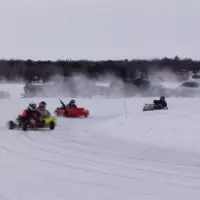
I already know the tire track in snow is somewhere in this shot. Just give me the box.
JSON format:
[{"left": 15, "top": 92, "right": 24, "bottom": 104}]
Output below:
[
  {"left": 22, "top": 132, "right": 200, "bottom": 168},
  {"left": 20, "top": 127, "right": 200, "bottom": 170},
  {"left": 1, "top": 145, "right": 200, "bottom": 191},
  {"left": 10, "top": 134, "right": 200, "bottom": 183},
  {"left": 3, "top": 126, "right": 200, "bottom": 192}
]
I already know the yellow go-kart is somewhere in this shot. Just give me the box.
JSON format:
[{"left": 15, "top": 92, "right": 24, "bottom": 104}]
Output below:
[{"left": 8, "top": 115, "right": 57, "bottom": 131}]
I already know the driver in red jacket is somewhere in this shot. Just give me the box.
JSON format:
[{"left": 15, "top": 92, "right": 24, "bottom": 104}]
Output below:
[{"left": 21, "top": 103, "right": 40, "bottom": 126}]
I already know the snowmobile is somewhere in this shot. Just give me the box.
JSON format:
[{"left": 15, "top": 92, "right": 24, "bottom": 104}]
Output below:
[
  {"left": 7, "top": 114, "right": 57, "bottom": 131},
  {"left": 54, "top": 99, "right": 89, "bottom": 118},
  {"left": 143, "top": 103, "right": 168, "bottom": 111}
]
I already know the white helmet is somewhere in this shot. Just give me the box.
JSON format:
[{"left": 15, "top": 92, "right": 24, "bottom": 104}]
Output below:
[{"left": 28, "top": 103, "right": 36, "bottom": 111}]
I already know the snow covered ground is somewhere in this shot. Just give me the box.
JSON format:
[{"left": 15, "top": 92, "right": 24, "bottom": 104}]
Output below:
[{"left": 0, "top": 84, "right": 200, "bottom": 200}]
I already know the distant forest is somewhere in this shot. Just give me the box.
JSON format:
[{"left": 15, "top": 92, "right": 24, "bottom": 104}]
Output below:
[{"left": 0, "top": 56, "right": 199, "bottom": 82}]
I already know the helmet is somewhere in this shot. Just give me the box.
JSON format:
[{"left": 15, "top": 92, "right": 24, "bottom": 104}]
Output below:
[
  {"left": 39, "top": 101, "right": 46, "bottom": 109},
  {"left": 160, "top": 96, "right": 165, "bottom": 101},
  {"left": 70, "top": 99, "right": 75, "bottom": 104},
  {"left": 28, "top": 103, "right": 36, "bottom": 111}
]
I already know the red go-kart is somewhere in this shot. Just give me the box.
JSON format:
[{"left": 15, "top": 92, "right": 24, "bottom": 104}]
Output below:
[
  {"left": 55, "top": 99, "right": 89, "bottom": 118},
  {"left": 54, "top": 107, "right": 89, "bottom": 118}
]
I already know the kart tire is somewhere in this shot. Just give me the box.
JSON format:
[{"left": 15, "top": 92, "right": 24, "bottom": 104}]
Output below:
[
  {"left": 8, "top": 120, "right": 15, "bottom": 129},
  {"left": 49, "top": 121, "right": 55, "bottom": 130},
  {"left": 22, "top": 122, "right": 28, "bottom": 131}
]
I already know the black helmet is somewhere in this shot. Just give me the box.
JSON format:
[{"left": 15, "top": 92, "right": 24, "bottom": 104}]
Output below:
[
  {"left": 160, "top": 96, "right": 165, "bottom": 101},
  {"left": 39, "top": 101, "right": 46, "bottom": 109},
  {"left": 28, "top": 103, "right": 36, "bottom": 111},
  {"left": 70, "top": 99, "right": 75, "bottom": 104}
]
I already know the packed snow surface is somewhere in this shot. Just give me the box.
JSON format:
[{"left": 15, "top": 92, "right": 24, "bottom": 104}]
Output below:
[{"left": 0, "top": 84, "right": 200, "bottom": 200}]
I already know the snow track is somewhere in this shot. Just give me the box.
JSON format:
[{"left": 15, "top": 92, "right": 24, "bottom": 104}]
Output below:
[{"left": 0, "top": 84, "right": 200, "bottom": 200}]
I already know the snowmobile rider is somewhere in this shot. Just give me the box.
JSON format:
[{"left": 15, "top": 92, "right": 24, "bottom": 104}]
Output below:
[
  {"left": 66, "top": 99, "right": 77, "bottom": 109},
  {"left": 21, "top": 103, "right": 40, "bottom": 126},
  {"left": 36, "top": 101, "right": 51, "bottom": 118},
  {"left": 153, "top": 96, "right": 167, "bottom": 109}
]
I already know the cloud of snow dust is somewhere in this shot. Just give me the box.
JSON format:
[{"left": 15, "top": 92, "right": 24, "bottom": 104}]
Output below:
[
  {"left": 43, "top": 73, "right": 127, "bottom": 98},
  {"left": 145, "top": 68, "right": 182, "bottom": 96},
  {"left": 146, "top": 68, "right": 200, "bottom": 97},
  {"left": 10, "top": 68, "right": 200, "bottom": 98},
  {"left": 148, "top": 68, "right": 180, "bottom": 85}
]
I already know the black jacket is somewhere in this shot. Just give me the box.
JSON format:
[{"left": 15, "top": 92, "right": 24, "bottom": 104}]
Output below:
[
  {"left": 154, "top": 100, "right": 167, "bottom": 108},
  {"left": 66, "top": 103, "right": 77, "bottom": 109}
]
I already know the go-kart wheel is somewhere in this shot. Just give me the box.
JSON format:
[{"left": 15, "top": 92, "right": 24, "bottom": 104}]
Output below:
[
  {"left": 84, "top": 110, "right": 89, "bottom": 118},
  {"left": 22, "top": 122, "right": 28, "bottom": 131},
  {"left": 49, "top": 121, "right": 55, "bottom": 130},
  {"left": 8, "top": 120, "right": 15, "bottom": 129}
]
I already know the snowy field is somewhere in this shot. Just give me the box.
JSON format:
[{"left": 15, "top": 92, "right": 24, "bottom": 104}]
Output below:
[{"left": 0, "top": 84, "right": 200, "bottom": 200}]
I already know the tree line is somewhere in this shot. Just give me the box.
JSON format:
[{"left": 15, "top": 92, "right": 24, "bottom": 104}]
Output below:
[{"left": 0, "top": 56, "right": 199, "bottom": 82}]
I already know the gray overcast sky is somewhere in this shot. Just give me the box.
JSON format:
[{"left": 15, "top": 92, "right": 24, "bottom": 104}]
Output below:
[{"left": 0, "top": 0, "right": 199, "bottom": 60}]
